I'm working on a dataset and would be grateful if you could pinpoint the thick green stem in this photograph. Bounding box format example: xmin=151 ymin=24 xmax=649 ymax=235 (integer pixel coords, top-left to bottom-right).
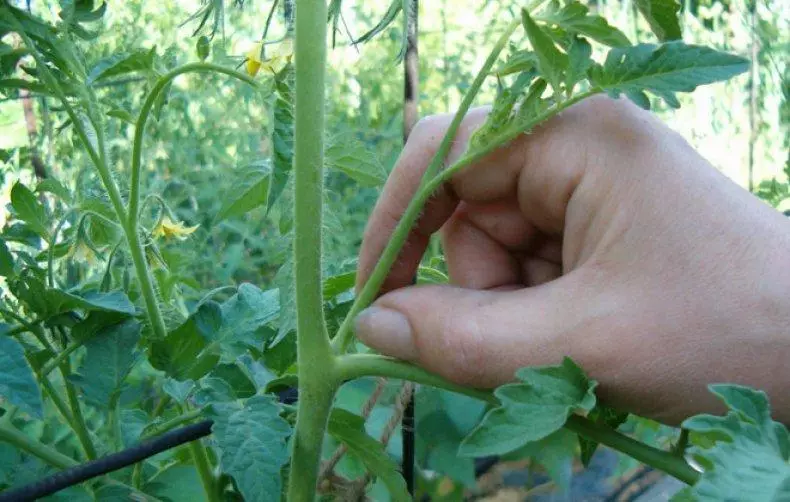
xmin=335 ymin=354 xmax=700 ymax=486
xmin=287 ymin=0 xmax=338 ymax=501
xmin=188 ymin=440 xmax=219 ymax=502
xmin=332 ymin=19 xmax=520 ymax=353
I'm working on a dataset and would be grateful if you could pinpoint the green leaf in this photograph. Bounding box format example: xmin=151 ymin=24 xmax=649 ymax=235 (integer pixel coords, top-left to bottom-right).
xmin=12 ymin=274 xmax=135 ymax=320
xmin=215 ymin=171 xmax=269 ymax=223
xmin=209 ymin=363 xmax=256 ymax=399
xmin=354 ymin=0 xmax=402 ymax=44
xmin=35 ymin=179 xmax=71 ymax=202
xmin=504 ymin=429 xmax=577 ymax=492
xmin=148 ymin=302 xmax=222 ymax=381
xmin=210 ymin=395 xmax=291 ymax=502
xmin=566 ymin=37 xmax=593 ymax=93
xmin=494 ymin=49 xmax=537 ymax=76
xmin=323 ymin=271 xmax=356 ymax=301
xmin=589 ymin=42 xmax=750 ymax=107
xmin=196 ymin=35 xmax=210 ymax=61
xmin=70 ymin=319 xmax=141 ymax=409
xmin=217 ymin=283 xmax=280 ymax=353
xmin=521 ymin=9 xmax=568 ymax=93
xmin=87 ymin=48 xmax=156 ymax=85
xmin=267 ymin=75 xmax=294 ymax=212
xmin=418 ymin=410 xmax=476 ymax=487
xmin=538 ymin=2 xmax=630 ymax=47
xmin=0 ymin=336 xmax=43 ymax=418
xmin=327 ymin=408 xmax=410 ymax=502
xmin=145 ymin=464 xmax=205 ymax=501
xmin=635 ymin=0 xmax=682 ymax=42
xmin=272 ymin=257 xmax=295 ymax=346
xmin=0 ymin=239 xmax=14 ymax=277
xmin=679 ymin=384 xmax=790 ymax=501
xmin=459 ymin=357 xmax=597 ymax=457
xmin=162 ymin=378 xmax=195 ymax=404
xmin=326 ymin=136 xmax=387 ymax=187
xmin=10 ymin=182 xmax=48 ymax=239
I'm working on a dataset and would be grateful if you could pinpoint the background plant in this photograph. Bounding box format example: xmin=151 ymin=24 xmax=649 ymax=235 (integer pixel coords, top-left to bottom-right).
xmin=0 ymin=1 xmax=787 ymax=501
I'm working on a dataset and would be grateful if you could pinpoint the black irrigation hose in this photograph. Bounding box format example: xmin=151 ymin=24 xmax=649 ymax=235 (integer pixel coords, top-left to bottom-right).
xmin=0 ymin=420 xmax=214 ymax=502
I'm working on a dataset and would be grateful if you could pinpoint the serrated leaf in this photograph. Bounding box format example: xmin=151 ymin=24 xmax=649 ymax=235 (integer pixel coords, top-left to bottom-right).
xmin=539 ymin=2 xmax=630 ymax=47
xmin=148 ymin=302 xmax=222 ymax=381
xmin=267 ymin=76 xmax=294 ymax=212
xmin=679 ymin=384 xmax=790 ymax=501
xmin=326 ymin=136 xmax=387 ymax=187
xmin=217 ymin=283 xmax=280 ymax=353
xmin=215 ymin=173 xmax=269 ymax=223
xmin=495 ymin=49 xmax=537 ymax=76
xmin=504 ymin=429 xmax=577 ymax=492
xmin=35 ymin=179 xmax=71 ymax=202
xmin=210 ymin=395 xmax=291 ymax=502
xmin=635 ymin=0 xmax=682 ymax=42
xmin=11 ymin=274 xmax=136 ymax=319
xmin=0 ymin=239 xmax=14 ymax=277
xmin=323 ymin=271 xmax=356 ymax=301
xmin=566 ymin=36 xmax=592 ymax=93
xmin=87 ymin=48 xmax=156 ymax=85
xmin=354 ymin=0 xmax=402 ymax=44
xmin=10 ymin=182 xmax=48 ymax=239
xmin=522 ymin=9 xmax=568 ymax=93
xmin=0 ymin=336 xmax=43 ymax=418
xmin=459 ymin=357 xmax=597 ymax=457
xmin=328 ymin=408 xmax=410 ymax=502
xmin=589 ymin=42 xmax=749 ymax=107
xmin=70 ymin=319 xmax=141 ymax=409
xmin=162 ymin=378 xmax=195 ymax=404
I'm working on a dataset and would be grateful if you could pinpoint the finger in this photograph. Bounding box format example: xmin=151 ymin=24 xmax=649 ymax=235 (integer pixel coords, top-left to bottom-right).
xmin=441 ymin=207 xmax=522 ymax=289
xmin=355 ymin=278 xmax=590 ymax=388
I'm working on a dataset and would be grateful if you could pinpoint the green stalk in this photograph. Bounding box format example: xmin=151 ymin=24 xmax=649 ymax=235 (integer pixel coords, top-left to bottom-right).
xmin=332 ymin=18 xmax=520 ymax=353
xmin=286 ymin=1 xmax=338 ymax=501
xmin=188 ymin=441 xmax=218 ymax=502
xmin=0 ymin=422 xmax=78 ymax=469
xmin=125 ymin=62 xmax=257 ymax=341
xmin=335 ymin=354 xmax=700 ymax=485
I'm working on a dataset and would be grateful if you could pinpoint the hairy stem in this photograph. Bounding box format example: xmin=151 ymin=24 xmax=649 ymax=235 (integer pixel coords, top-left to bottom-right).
xmin=287 ymin=0 xmax=337 ymax=501
xmin=335 ymin=354 xmax=700 ymax=485
xmin=332 ymin=18 xmax=520 ymax=353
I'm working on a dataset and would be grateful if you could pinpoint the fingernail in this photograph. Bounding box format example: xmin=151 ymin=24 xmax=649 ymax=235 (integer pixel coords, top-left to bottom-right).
xmin=355 ymin=306 xmax=417 ymax=361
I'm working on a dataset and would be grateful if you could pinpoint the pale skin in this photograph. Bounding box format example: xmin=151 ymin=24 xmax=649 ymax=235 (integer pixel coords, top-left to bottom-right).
xmin=354 ymin=95 xmax=790 ymax=426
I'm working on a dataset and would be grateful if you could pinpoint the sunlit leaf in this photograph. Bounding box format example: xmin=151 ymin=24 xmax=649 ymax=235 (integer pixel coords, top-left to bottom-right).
xmin=538 ymin=2 xmax=630 ymax=47
xmin=521 ymin=9 xmax=568 ymax=93
xmin=354 ymin=0 xmax=402 ymax=44
xmin=87 ymin=48 xmax=156 ymax=85
xmin=635 ymin=0 xmax=682 ymax=42
xmin=589 ymin=42 xmax=749 ymax=108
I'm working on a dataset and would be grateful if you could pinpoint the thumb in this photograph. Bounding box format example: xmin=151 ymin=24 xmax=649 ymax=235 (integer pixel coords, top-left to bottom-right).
xmin=354 ymin=275 xmax=594 ymax=388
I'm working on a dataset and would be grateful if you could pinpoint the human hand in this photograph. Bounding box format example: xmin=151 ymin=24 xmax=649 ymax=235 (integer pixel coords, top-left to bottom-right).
xmin=354 ymin=96 xmax=790 ymax=425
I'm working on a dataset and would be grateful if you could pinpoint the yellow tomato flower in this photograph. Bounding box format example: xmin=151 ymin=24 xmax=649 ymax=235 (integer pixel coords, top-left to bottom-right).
xmin=68 ymin=239 xmax=98 ymax=266
xmin=152 ymin=216 xmax=199 ymax=241
xmin=245 ymin=39 xmax=293 ymax=77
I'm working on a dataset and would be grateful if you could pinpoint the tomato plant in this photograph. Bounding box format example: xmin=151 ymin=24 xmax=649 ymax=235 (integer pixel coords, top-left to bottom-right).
xmin=0 ymin=1 xmax=786 ymax=501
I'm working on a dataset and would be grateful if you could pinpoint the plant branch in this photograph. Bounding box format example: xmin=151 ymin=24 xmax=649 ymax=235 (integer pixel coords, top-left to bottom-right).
xmin=332 ymin=18 xmax=521 ymax=354
xmin=335 ymin=354 xmax=700 ymax=485
xmin=0 ymin=422 xmax=77 ymax=469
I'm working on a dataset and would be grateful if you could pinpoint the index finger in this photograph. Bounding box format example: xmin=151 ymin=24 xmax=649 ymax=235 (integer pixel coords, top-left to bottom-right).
xmin=356 ymin=106 xmax=527 ymax=293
